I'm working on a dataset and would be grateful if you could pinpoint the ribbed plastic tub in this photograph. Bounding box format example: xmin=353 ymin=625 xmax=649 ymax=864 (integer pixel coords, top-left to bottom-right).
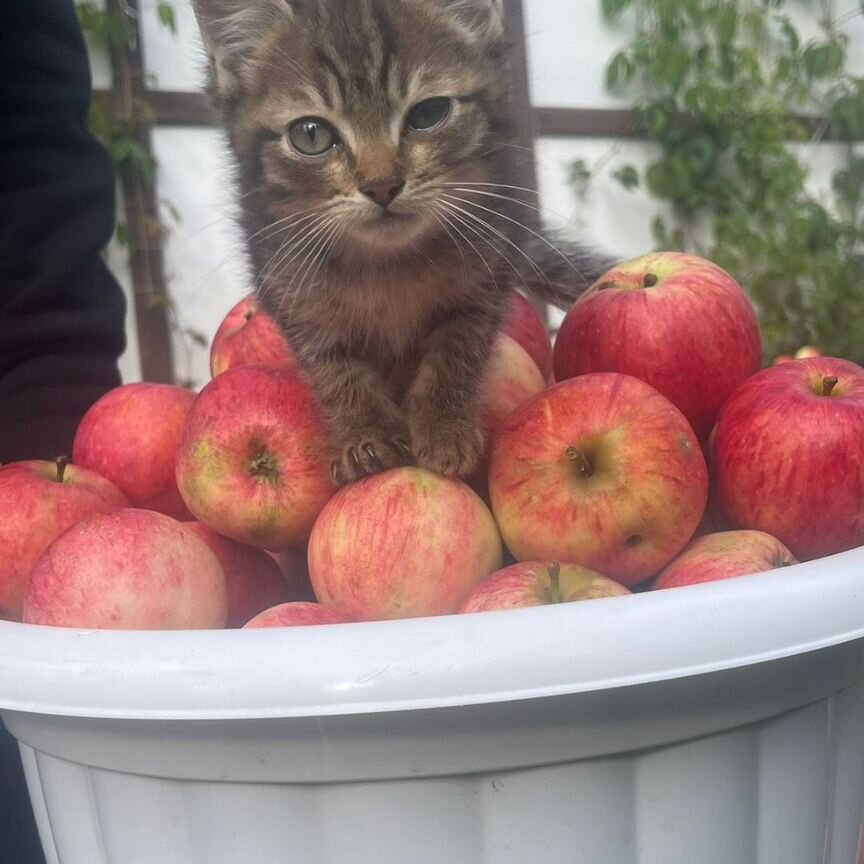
xmin=1 ymin=545 xmax=863 ymax=864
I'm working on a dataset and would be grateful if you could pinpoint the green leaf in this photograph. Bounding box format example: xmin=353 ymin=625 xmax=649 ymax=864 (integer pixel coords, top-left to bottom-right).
xmin=612 ymin=164 xmax=640 ymax=190
xmin=601 ymin=0 xmax=631 ymax=20
xmin=715 ymin=4 xmax=738 ymax=44
xmin=157 ymin=2 xmax=177 ymax=35
xmin=606 ymin=51 xmax=634 ymax=90
xmin=568 ymin=159 xmax=592 ymax=198
xmin=802 ymin=42 xmax=844 ymax=79
xmin=651 ymin=215 xmax=668 ymax=248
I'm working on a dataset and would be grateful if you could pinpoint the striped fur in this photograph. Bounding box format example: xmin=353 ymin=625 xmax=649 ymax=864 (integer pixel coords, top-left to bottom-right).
xmin=192 ymin=0 xmax=608 ymax=482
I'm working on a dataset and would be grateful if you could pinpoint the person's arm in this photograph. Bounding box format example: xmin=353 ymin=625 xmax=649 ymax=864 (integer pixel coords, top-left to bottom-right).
xmin=0 ymin=0 xmax=126 ymax=464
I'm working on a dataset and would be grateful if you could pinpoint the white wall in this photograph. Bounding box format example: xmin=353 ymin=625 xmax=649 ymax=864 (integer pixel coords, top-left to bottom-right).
xmin=100 ymin=0 xmax=863 ymax=382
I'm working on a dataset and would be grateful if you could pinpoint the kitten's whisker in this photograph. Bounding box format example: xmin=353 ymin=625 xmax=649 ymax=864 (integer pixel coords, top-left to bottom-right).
xmin=445 ymin=187 xmax=574 ymax=224
xmin=297 ymin=220 xmax=345 ymax=306
xmin=434 ymin=208 xmax=498 ymax=290
xmin=254 ymin=210 xmax=331 ymax=294
xmin=441 ymin=193 xmax=587 ymax=283
xmin=248 ymin=205 xmax=327 ymax=244
xmin=256 ymin=211 xmax=335 ymax=295
xmin=440 ymin=205 xmax=533 ymax=296
xmin=430 ymin=207 xmax=469 ymax=280
xmin=439 ymin=204 xmax=529 ymax=293
xmin=293 ymin=218 xmax=343 ymax=299
xmin=439 ymin=198 xmax=550 ymax=287
xmin=273 ymin=217 xmax=341 ymax=321
xmin=440 ymin=181 xmax=540 ymax=196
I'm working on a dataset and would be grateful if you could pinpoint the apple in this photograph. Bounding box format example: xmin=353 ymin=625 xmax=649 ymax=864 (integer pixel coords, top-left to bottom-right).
xmin=489 ymin=373 xmax=709 ymax=587
xmin=23 ymin=509 xmax=228 ymax=629
xmin=553 ymin=252 xmax=762 ymax=442
xmin=481 ymin=333 xmax=546 ymax=435
xmin=653 ymin=530 xmax=798 ymax=590
xmin=210 ymin=294 xmax=296 ymax=377
xmin=459 ymin=560 xmax=629 ymax=613
xmin=73 ymin=382 xmax=196 ymax=519
xmin=773 ymin=354 xmax=795 ymax=366
xmin=0 ymin=457 xmax=128 ymax=621
xmin=504 ymin=292 xmax=553 ymax=382
xmin=176 ymin=364 xmax=333 ymax=549
xmin=711 ymin=357 xmax=864 ymax=560
xmin=309 ymin=467 xmax=503 ymax=620
xmin=795 ymin=345 xmax=823 ymax=360
xmin=184 ymin=522 xmax=294 ymax=628
xmin=243 ymin=601 xmax=353 ymax=628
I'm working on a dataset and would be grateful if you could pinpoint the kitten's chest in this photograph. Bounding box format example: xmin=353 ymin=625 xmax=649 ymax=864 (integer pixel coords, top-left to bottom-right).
xmin=326 ymin=260 xmax=471 ymax=358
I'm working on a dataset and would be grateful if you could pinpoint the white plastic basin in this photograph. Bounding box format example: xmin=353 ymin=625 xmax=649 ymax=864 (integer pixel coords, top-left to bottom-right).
xmin=1 ymin=545 xmax=863 ymax=863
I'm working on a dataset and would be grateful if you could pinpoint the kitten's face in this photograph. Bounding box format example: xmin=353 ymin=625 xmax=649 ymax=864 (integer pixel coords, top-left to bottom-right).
xmin=197 ymin=0 xmax=507 ymax=260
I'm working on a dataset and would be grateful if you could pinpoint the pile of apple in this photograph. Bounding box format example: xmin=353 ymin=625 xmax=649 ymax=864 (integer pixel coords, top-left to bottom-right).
xmin=2 ymin=251 xmax=863 ymax=632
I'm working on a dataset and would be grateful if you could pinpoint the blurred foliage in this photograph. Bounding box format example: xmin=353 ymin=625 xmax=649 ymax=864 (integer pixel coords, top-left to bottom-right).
xmin=77 ymin=3 xmax=209 ymax=379
xmin=587 ymin=0 xmax=864 ymax=365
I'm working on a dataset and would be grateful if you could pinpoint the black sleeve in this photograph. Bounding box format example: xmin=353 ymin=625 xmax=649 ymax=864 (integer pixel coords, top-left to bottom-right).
xmin=0 ymin=0 xmax=127 ymax=464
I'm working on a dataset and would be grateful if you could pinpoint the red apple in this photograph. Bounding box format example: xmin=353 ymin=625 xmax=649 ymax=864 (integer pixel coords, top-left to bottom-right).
xmin=711 ymin=357 xmax=864 ymax=560
xmin=489 ymin=373 xmax=709 ymax=587
xmin=481 ymin=333 xmax=546 ymax=435
xmin=243 ymin=601 xmax=353 ymax=628
xmin=184 ymin=522 xmax=294 ymax=628
xmin=73 ymin=382 xmax=196 ymax=519
xmin=459 ymin=560 xmax=629 ymax=613
xmin=176 ymin=364 xmax=333 ymax=549
xmin=504 ymin=292 xmax=553 ymax=381
xmin=553 ymin=252 xmax=762 ymax=442
xmin=773 ymin=354 xmax=795 ymax=366
xmin=210 ymin=295 xmax=296 ymax=378
xmin=0 ymin=457 xmax=128 ymax=621
xmin=309 ymin=467 xmax=503 ymax=620
xmin=23 ymin=509 xmax=228 ymax=629
xmin=653 ymin=530 xmax=798 ymax=590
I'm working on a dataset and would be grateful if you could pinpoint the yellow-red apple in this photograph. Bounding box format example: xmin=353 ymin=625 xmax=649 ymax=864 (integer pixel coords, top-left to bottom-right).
xmin=0 ymin=457 xmax=128 ymax=620
xmin=73 ymin=382 xmax=195 ymax=519
xmin=553 ymin=252 xmax=762 ymax=442
xmin=23 ymin=509 xmax=228 ymax=629
xmin=481 ymin=333 xmax=546 ymax=435
xmin=243 ymin=601 xmax=352 ymax=628
xmin=489 ymin=373 xmax=709 ymax=586
xmin=504 ymin=292 xmax=553 ymax=381
xmin=711 ymin=357 xmax=864 ymax=560
xmin=653 ymin=530 xmax=797 ymax=590
xmin=175 ymin=365 xmax=333 ymax=549
xmin=210 ymin=295 xmax=296 ymax=377
xmin=184 ymin=522 xmax=294 ymax=627
xmin=308 ymin=467 xmax=502 ymax=620
xmin=459 ymin=560 xmax=629 ymax=613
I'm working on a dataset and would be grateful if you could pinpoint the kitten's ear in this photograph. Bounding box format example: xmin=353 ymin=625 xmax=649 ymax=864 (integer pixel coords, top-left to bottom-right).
xmin=438 ymin=0 xmax=504 ymax=43
xmin=190 ymin=0 xmax=298 ymax=96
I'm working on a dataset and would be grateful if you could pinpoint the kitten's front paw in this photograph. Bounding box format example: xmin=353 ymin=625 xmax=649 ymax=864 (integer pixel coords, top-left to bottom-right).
xmin=410 ymin=417 xmax=485 ymax=479
xmin=330 ymin=430 xmax=414 ymax=486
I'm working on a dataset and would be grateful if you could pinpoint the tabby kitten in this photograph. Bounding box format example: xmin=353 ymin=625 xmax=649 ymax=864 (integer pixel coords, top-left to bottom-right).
xmin=192 ymin=0 xmax=605 ymax=484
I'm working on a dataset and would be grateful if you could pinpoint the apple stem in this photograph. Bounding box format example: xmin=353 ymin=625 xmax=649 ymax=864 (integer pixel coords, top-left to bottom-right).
xmin=566 ymin=446 xmax=594 ymax=478
xmin=821 ymin=375 xmax=839 ymax=397
xmin=55 ymin=455 xmax=68 ymax=483
xmin=643 ymin=273 xmax=658 ymax=288
xmin=548 ymin=561 xmax=562 ymax=604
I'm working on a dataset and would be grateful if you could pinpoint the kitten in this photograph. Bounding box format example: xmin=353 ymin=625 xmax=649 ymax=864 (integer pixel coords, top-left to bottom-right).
xmin=191 ymin=0 xmax=608 ymax=484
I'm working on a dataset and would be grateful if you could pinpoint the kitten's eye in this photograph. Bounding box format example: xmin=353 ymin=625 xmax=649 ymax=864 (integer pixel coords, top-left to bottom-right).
xmin=405 ymin=97 xmax=452 ymax=132
xmin=287 ymin=118 xmax=339 ymax=156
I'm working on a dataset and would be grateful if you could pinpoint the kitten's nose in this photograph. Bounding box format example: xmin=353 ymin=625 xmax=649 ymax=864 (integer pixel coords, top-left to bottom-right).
xmin=360 ymin=177 xmax=405 ymax=209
